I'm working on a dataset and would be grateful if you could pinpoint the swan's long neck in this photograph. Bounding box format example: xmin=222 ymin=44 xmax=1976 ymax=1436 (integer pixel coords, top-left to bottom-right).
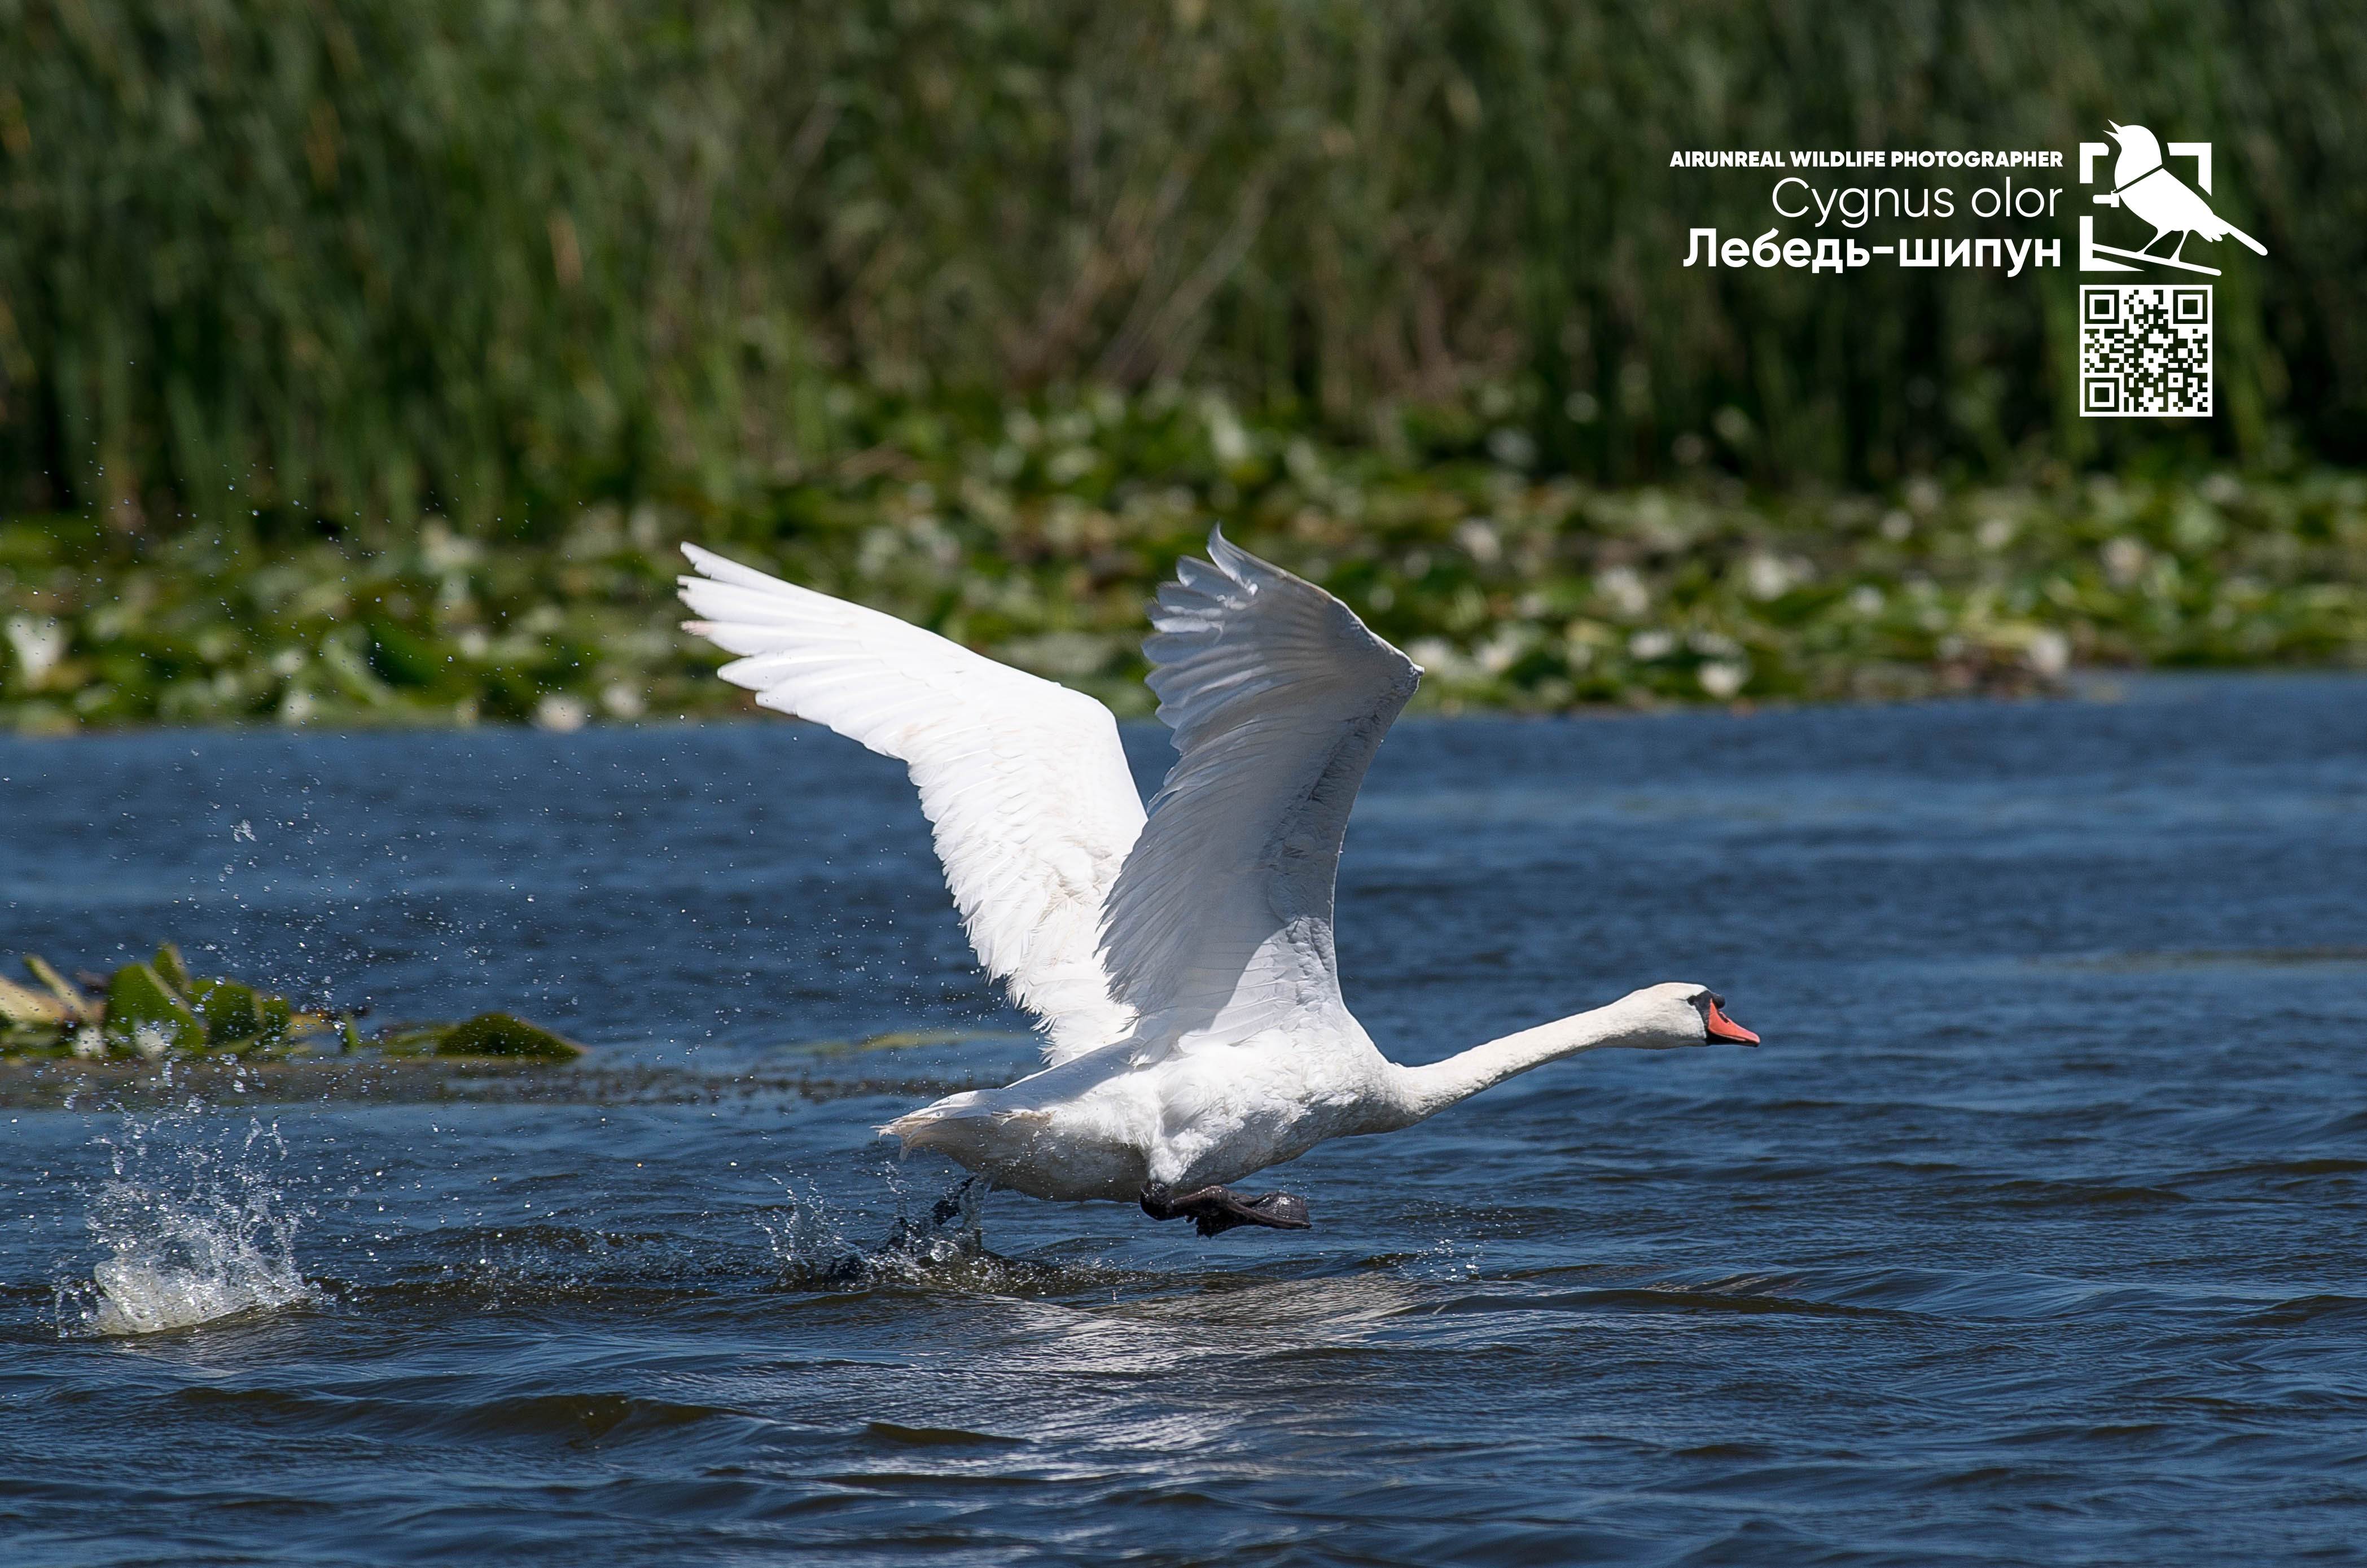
xmin=1380 ymin=997 xmax=1663 ymax=1125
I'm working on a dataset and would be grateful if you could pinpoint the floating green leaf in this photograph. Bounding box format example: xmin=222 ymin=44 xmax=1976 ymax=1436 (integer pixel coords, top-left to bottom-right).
xmin=433 ymin=1013 xmax=585 ymax=1061
xmin=187 ymin=978 xmax=274 ymax=1046
xmin=102 ymin=963 xmax=205 ymax=1058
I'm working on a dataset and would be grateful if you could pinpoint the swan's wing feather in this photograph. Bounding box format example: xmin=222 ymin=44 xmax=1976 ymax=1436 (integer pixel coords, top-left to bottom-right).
xmin=1098 ymin=529 xmax=1419 ymax=1048
xmin=678 ymin=545 xmax=1145 ymax=1061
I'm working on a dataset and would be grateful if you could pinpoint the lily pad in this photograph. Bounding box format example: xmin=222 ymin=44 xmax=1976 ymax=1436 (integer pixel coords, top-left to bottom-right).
xmin=186 ymin=977 xmax=293 ymax=1048
xmin=433 ymin=1012 xmax=584 ymax=1061
xmin=103 ymin=962 xmax=205 ymax=1058
xmin=186 ymin=977 xmax=258 ymax=1040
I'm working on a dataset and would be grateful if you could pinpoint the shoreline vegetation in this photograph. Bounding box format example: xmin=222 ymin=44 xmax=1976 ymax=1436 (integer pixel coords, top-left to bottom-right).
xmin=6 ymin=7 xmax=2362 ymax=732
xmin=4 ymin=393 xmax=2364 ymax=734
xmin=8 ymin=5 xmax=2363 ymax=523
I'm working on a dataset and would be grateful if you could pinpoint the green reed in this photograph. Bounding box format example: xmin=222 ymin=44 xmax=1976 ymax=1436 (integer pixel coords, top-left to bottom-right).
xmin=1 ymin=1 xmax=2360 ymax=528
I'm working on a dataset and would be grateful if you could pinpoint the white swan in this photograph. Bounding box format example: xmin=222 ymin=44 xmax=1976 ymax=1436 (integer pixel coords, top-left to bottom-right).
xmin=680 ymin=531 xmax=1759 ymax=1236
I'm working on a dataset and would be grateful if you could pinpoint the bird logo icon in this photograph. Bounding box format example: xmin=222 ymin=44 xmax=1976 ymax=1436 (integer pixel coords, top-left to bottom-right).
xmin=2087 ymin=122 xmax=2265 ymax=273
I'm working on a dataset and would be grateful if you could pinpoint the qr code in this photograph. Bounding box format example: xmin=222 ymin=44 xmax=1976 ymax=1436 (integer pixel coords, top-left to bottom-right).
xmin=2080 ymin=285 xmax=2211 ymax=417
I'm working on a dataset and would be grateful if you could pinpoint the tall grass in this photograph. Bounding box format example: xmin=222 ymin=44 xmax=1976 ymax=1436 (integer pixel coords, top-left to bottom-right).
xmin=2 ymin=1 xmax=2360 ymax=528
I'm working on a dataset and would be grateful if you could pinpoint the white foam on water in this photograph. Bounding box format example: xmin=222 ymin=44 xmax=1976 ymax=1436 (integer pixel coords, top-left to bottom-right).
xmin=62 ymin=1114 xmax=314 ymax=1336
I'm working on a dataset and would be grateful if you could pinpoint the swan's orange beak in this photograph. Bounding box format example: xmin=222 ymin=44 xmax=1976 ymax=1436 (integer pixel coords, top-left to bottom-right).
xmin=1704 ymin=1000 xmax=1760 ymax=1046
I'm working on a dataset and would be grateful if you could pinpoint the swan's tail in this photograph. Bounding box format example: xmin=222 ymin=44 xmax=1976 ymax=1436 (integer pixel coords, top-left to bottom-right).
xmin=879 ymin=1107 xmax=957 ymax=1153
xmin=880 ymin=1102 xmax=1048 ymax=1167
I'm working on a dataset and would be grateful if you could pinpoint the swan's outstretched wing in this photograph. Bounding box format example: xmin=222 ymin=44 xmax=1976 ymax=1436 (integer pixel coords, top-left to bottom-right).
xmin=678 ymin=545 xmax=1145 ymax=1061
xmin=1098 ymin=529 xmax=1419 ymax=1049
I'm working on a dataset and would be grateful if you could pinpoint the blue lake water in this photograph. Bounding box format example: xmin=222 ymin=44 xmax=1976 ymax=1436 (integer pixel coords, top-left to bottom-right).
xmin=3 ymin=675 xmax=2364 ymax=1565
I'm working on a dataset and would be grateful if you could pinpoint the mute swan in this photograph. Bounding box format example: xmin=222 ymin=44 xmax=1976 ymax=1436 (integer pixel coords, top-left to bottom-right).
xmin=680 ymin=531 xmax=1758 ymax=1237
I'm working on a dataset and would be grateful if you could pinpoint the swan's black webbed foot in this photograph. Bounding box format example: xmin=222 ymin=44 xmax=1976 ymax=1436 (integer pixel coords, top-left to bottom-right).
xmin=1140 ymin=1181 xmax=1312 ymax=1237
xmin=931 ymin=1176 xmax=980 ymax=1227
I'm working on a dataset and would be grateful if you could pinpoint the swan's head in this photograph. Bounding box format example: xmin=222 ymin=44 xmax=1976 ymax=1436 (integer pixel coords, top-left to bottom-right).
xmin=1627 ymin=982 xmax=1759 ymax=1048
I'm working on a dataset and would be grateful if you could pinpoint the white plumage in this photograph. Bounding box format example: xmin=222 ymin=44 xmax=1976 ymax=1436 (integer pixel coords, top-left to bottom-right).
xmin=1101 ymin=530 xmax=1418 ymax=1051
xmin=680 ymin=542 xmax=1142 ymax=1062
xmin=680 ymin=531 xmax=1758 ymax=1228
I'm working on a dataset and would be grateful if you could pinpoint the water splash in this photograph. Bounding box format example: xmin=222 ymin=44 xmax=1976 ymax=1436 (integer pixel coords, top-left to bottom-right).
xmin=754 ymin=1175 xmax=849 ymax=1276
xmin=761 ymin=1172 xmax=990 ymax=1287
xmin=872 ymin=1176 xmax=989 ymax=1272
xmin=60 ymin=1114 xmax=314 ymax=1335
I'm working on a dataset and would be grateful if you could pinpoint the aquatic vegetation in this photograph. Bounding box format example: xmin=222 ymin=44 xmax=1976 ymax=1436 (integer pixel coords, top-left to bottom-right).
xmin=0 ymin=944 xmax=581 ymax=1065
xmin=7 ymin=3 xmax=2363 ymax=524
xmin=2 ymin=400 xmax=2363 ymax=730
xmin=382 ymin=1011 xmax=586 ymax=1062
xmin=0 ymin=944 xmax=303 ymax=1062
